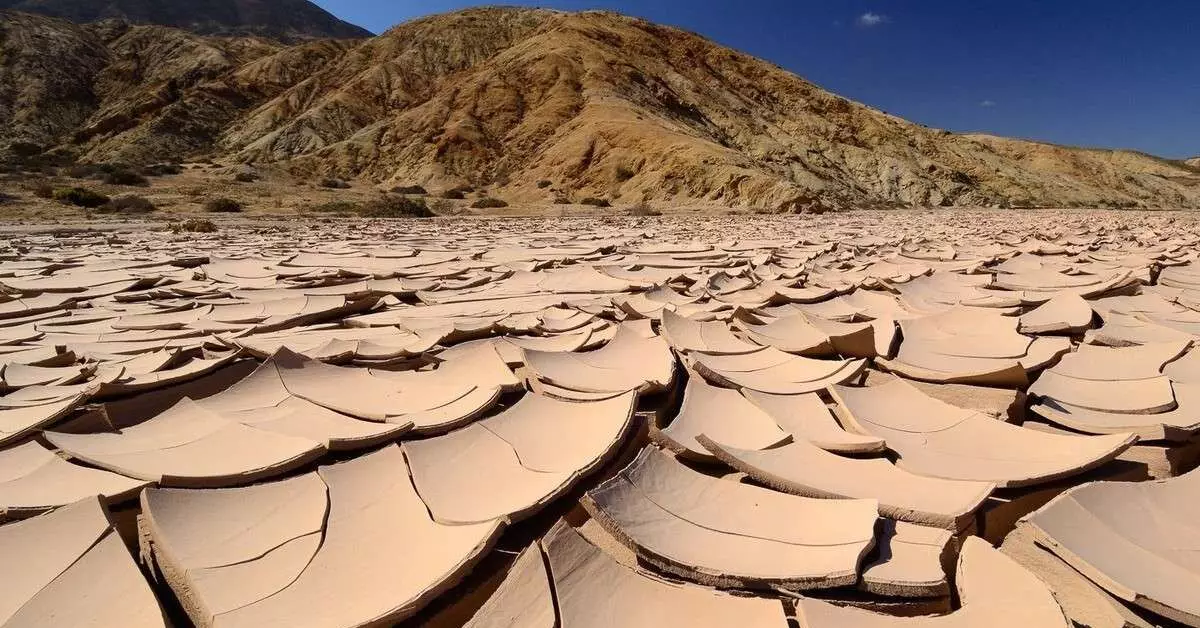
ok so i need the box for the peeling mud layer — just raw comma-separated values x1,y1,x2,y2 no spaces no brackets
2,209,1200,628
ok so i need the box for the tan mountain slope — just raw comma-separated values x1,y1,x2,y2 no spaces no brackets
0,12,109,149
3,7,1198,210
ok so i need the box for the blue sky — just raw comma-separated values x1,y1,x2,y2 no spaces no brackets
312,1,1199,159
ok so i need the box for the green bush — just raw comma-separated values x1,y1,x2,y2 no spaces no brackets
358,195,434,218
53,187,110,208
536,179,552,189
203,197,243,213
580,197,611,208
615,166,635,182
470,197,509,209
391,185,427,195
97,195,156,214
233,172,258,183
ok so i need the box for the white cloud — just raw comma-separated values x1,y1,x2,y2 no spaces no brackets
857,12,886,27
979,100,997,107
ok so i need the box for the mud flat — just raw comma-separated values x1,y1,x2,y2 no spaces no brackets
2,209,1199,627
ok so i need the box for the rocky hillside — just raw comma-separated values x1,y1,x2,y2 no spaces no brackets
1187,158,1200,169
3,7,1198,210
0,0,370,40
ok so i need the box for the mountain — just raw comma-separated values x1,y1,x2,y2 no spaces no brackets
0,0,371,40
2,7,1198,210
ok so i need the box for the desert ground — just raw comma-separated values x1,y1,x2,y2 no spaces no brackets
0,162,761,220
3,209,1200,627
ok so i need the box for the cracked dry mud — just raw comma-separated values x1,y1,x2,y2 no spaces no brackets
2,210,1200,628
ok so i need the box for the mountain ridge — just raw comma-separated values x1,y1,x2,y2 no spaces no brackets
0,0,371,41
2,7,1197,211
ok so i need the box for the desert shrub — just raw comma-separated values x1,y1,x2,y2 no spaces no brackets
40,148,77,167
580,197,611,208
318,177,350,189
629,201,662,216
391,185,427,195
358,195,434,218
233,172,258,183
142,163,182,176
103,169,149,186
97,195,156,214
203,197,243,213
440,185,473,200
536,179,552,189
64,163,102,179
6,142,62,170
309,201,360,214
32,183,54,199
65,162,131,179
53,187,110,208
0,191,15,204
470,196,508,209
170,218,217,233
429,198,455,214
615,166,635,182
8,141,42,159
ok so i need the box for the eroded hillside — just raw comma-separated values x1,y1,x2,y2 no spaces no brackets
3,7,1198,210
